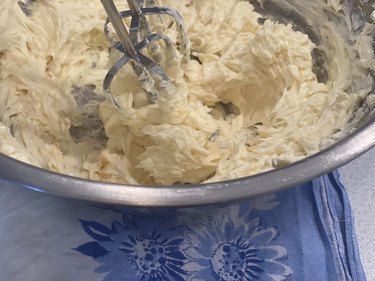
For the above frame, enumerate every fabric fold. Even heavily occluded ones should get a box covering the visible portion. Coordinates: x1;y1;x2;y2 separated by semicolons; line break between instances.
0;172;367;281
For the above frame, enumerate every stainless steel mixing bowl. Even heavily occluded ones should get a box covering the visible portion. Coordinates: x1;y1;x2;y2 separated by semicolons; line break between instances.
0;0;374;207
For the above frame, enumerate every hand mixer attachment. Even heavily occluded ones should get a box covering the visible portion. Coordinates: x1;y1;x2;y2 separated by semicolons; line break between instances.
100;0;190;107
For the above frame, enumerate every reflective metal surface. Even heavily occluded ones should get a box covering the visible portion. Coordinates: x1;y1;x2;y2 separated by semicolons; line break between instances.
1;0;375;207
0;114;374;207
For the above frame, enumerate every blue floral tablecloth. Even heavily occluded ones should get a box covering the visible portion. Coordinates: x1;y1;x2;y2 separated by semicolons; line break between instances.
0;171;366;281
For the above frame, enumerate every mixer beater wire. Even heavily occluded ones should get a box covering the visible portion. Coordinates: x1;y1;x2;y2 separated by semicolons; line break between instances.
100;0;190;107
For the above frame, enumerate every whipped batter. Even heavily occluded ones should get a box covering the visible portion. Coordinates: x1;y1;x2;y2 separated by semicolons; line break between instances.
0;0;373;185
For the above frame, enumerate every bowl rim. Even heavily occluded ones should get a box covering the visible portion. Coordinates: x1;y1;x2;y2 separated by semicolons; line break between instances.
0;115;374;207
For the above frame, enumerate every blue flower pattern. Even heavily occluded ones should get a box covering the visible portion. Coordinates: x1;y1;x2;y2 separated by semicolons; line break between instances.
75;197;292;281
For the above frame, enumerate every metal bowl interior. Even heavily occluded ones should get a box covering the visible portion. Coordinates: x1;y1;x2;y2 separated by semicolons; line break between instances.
0;113;374;207
0;0;375;207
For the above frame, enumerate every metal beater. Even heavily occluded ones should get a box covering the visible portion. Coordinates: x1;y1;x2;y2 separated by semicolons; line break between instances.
100;0;190;107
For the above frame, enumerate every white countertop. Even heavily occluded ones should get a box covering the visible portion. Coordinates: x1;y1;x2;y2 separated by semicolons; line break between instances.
340;147;375;281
